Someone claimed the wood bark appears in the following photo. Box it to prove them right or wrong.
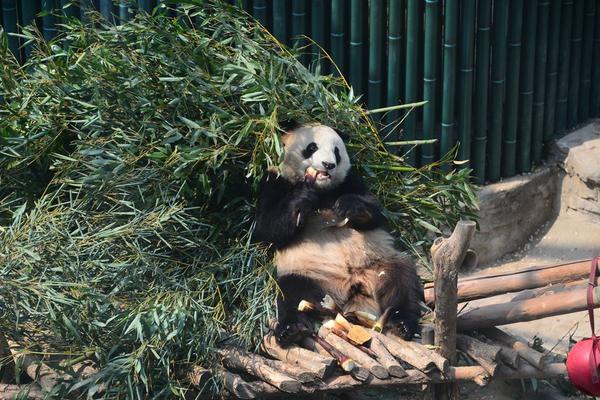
[370,331,436,373]
[300,337,368,381]
[261,358,316,383]
[188,365,212,389]
[386,333,449,374]
[478,327,548,369]
[456,335,501,376]
[424,259,594,304]
[369,337,407,378]
[0,333,14,384]
[0,384,44,400]
[261,335,335,379]
[432,220,476,400]
[218,347,301,393]
[7,341,61,392]
[457,285,600,330]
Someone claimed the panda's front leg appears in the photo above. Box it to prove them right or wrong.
[275,274,326,345]
[333,193,384,230]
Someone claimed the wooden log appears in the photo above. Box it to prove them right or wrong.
[432,220,476,400]
[386,333,449,374]
[261,335,335,379]
[0,384,44,400]
[300,336,367,380]
[421,324,435,346]
[478,327,548,369]
[457,285,600,331]
[218,347,301,393]
[509,280,586,302]
[221,370,277,400]
[456,335,500,376]
[7,341,61,392]
[425,259,594,304]
[319,327,389,379]
[370,331,436,373]
[496,345,520,369]
[0,332,14,384]
[323,320,378,358]
[261,358,317,383]
[369,336,407,378]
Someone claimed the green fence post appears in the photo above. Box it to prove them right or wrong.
[404,0,420,165]
[555,0,573,134]
[386,0,404,141]
[567,0,584,128]
[501,0,523,178]
[488,0,509,182]
[591,1,600,116]
[349,0,365,96]
[457,0,475,167]
[531,0,550,164]
[579,0,595,121]
[516,0,538,173]
[292,0,308,65]
[422,0,440,165]
[310,0,327,74]
[368,0,384,114]
[2,0,20,61]
[543,0,562,141]
[272,0,289,45]
[440,0,457,161]
[473,0,492,184]
[330,0,346,77]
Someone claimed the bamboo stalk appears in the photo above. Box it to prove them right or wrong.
[330,0,346,77]
[291,0,308,65]
[501,0,524,178]
[41,0,57,41]
[516,0,538,173]
[119,0,131,22]
[349,0,365,96]
[385,0,404,141]
[531,0,550,164]
[592,2,600,116]
[368,0,384,115]
[554,0,574,133]
[422,0,440,166]
[567,0,584,128]
[488,0,509,182]
[472,0,492,184]
[252,0,269,30]
[2,0,20,62]
[440,0,458,162]
[138,0,153,13]
[543,0,563,140]
[404,0,420,165]
[457,0,476,167]
[310,0,327,74]
[272,0,288,45]
[578,0,595,121]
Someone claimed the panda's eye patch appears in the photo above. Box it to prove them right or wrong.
[334,147,341,164]
[302,142,318,158]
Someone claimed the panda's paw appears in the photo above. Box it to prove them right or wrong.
[387,314,420,340]
[275,320,312,345]
[333,195,372,225]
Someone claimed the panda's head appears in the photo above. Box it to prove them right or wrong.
[278,123,350,190]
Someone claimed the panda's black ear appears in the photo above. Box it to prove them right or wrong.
[333,127,350,141]
[278,119,302,133]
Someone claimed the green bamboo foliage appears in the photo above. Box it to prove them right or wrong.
[567,0,583,128]
[2,0,20,60]
[272,0,288,45]
[543,0,562,141]
[422,0,440,165]
[532,1,550,164]
[488,0,509,182]
[349,0,365,95]
[457,1,475,166]
[368,0,384,112]
[310,0,327,74]
[579,0,595,121]
[555,0,573,133]
[404,0,420,165]
[42,0,57,41]
[516,0,538,173]
[331,0,346,76]
[473,0,492,183]
[440,0,458,160]
[591,1,600,116]
[501,0,523,178]
[61,0,78,19]
[386,0,404,140]
[252,0,269,30]
[292,0,308,65]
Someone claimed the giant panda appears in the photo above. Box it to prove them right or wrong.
[254,122,424,344]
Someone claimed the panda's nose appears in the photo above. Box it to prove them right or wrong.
[322,161,336,170]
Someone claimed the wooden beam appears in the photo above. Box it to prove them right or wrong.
[478,327,549,369]
[424,259,593,304]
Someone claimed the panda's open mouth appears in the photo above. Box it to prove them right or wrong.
[305,167,331,183]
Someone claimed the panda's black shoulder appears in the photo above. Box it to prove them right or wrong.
[333,169,371,196]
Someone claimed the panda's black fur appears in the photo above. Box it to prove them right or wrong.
[255,123,424,344]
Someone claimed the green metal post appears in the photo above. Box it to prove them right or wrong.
[2,0,20,61]
[543,0,562,141]
[386,0,404,140]
[252,1,269,30]
[472,0,492,184]
[457,0,476,166]
[349,0,365,96]
[567,0,584,127]
[501,0,524,178]
[330,0,346,77]
[368,0,384,113]
[41,0,57,41]
[440,0,458,160]
[531,1,550,164]
[555,0,573,134]
[579,0,595,121]
[488,0,509,182]
[591,0,600,116]
[292,0,308,65]
[272,0,288,45]
[404,0,420,165]
[516,0,538,173]
[422,0,440,165]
